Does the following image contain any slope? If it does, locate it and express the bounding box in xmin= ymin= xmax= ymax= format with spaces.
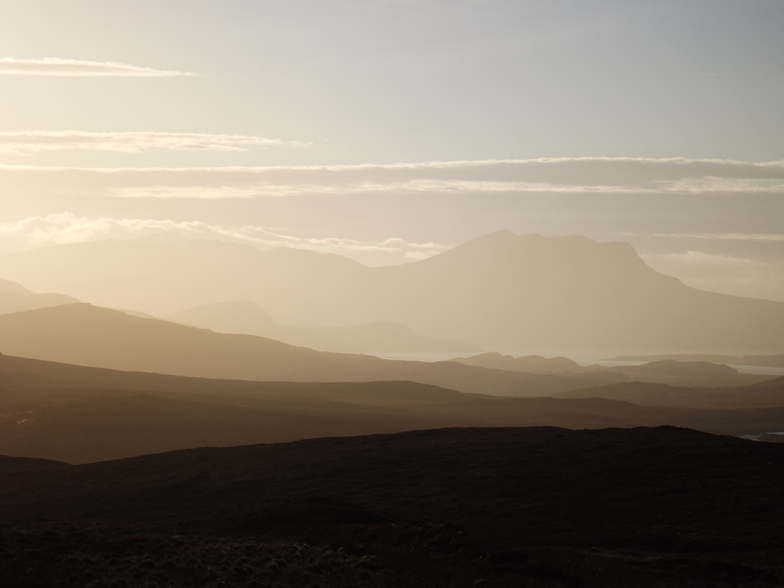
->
xmin=2 ymin=353 xmax=784 ymax=463
xmin=556 ymin=376 xmax=784 ymax=409
xmin=0 ymin=278 xmax=78 ymax=315
xmin=0 ymin=305 xmax=620 ymax=397
xmin=167 ymin=300 xmax=480 ymax=353
xmin=1 ymin=428 xmax=783 ymax=587
xmin=2 ymin=232 xmax=784 ymax=347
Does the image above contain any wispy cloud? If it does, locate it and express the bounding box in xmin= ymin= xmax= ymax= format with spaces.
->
xmin=0 ymin=57 xmax=194 ymax=77
xmin=0 ymin=132 xmax=306 ymax=155
xmin=2 ymin=157 xmax=784 ymax=199
xmin=0 ymin=213 xmax=449 ymax=263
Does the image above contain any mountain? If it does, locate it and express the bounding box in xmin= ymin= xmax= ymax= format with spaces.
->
xmin=0 ymin=278 xmax=78 ymax=315
xmin=2 ymin=231 xmax=784 ymax=347
xmin=452 ymin=351 xmax=584 ymax=372
xmin=608 ymin=359 xmax=766 ymax=387
xmin=0 ymin=304 xmax=626 ymax=397
xmin=556 ymin=376 xmax=784 ymax=409
xmin=452 ymin=353 xmax=768 ymax=387
xmin=1 ymin=427 xmax=783 ymax=587
xmin=167 ymin=300 xmax=480 ymax=353
xmin=607 ymin=352 xmax=784 ymax=368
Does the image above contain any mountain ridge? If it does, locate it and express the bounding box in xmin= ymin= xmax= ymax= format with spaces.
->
xmin=167 ymin=300 xmax=481 ymax=353
xmin=1 ymin=231 xmax=783 ymax=347
xmin=0 ymin=303 xmax=627 ymax=397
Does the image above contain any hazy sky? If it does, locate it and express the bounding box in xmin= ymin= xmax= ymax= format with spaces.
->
xmin=1 ymin=0 xmax=784 ymax=300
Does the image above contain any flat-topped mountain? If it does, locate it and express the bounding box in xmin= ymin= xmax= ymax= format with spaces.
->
xmin=1 ymin=231 xmax=784 ymax=347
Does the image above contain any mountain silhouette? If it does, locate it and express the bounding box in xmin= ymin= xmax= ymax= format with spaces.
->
xmin=1 ymin=350 xmax=783 ymax=464
xmin=452 ymin=352 xmax=585 ymax=372
xmin=451 ymin=353 xmax=767 ymax=387
xmin=607 ymin=352 xmax=784 ymax=367
xmin=0 ymin=278 xmax=78 ymax=315
xmin=1 ymin=231 xmax=784 ymax=347
xmin=167 ymin=300 xmax=480 ymax=353
xmin=0 ymin=304 xmax=626 ymax=397
xmin=555 ymin=376 xmax=784 ymax=409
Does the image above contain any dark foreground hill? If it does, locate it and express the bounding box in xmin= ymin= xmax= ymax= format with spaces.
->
xmin=2 ymin=354 xmax=784 ymax=463
xmin=1 ymin=427 xmax=783 ymax=587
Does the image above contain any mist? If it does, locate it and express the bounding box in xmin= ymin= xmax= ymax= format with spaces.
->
xmin=2 ymin=1 xmax=784 ymax=586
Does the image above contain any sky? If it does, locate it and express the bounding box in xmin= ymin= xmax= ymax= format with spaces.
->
xmin=1 ymin=0 xmax=784 ymax=301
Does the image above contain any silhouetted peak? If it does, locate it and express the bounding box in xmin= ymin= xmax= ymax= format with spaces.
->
xmin=430 ymin=231 xmax=649 ymax=271
xmin=0 ymin=279 xmax=32 ymax=295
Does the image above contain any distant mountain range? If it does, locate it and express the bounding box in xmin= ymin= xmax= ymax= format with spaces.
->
xmin=0 ymin=278 xmax=78 ymax=315
xmin=556 ymin=376 xmax=784 ymax=410
xmin=452 ymin=352 xmax=767 ymax=387
xmin=607 ymin=353 xmax=784 ymax=368
xmin=1 ymin=231 xmax=783 ymax=348
xmin=0 ymin=304 xmax=629 ymax=397
xmin=167 ymin=300 xmax=480 ymax=353
xmin=2 ymin=304 xmax=771 ymax=396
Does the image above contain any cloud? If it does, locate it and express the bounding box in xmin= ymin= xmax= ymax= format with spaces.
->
xmin=0 ymin=132 xmax=306 ymax=155
xmin=0 ymin=213 xmax=449 ymax=264
xmin=0 ymin=57 xmax=194 ymax=77
xmin=2 ymin=157 xmax=784 ymax=200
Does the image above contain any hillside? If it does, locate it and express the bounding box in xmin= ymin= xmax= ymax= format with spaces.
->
xmin=451 ymin=352 xmax=583 ymax=372
xmin=608 ymin=352 xmax=784 ymax=368
xmin=2 ymin=353 xmax=784 ymax=463
xmin=556 ymin=376 xmax=784 ymax=409
xmin=168 ymin=300 xmax=480 ymax=353
xmin=452 ymin=353 xmax=769 ymax=387
xmin=1 ymin=427 xmax=783 ymax=587
xmin=2 ymin=231 xmax=784 ymax=347
xmin=0 ymin=278 xmax=78 ymax=315
xmin=0 ymin=305 xmax=624 ymax=397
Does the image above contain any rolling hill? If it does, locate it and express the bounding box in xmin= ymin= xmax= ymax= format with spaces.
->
xmin=556 ymin=376 xmax=784 ymax=409
xmin=1 ymin=427 xmax=783 ymax=587
xmin=1 ymin=353 xmax=783 ymax=463
xmin=452 ymin=353 xmax=769 ymax=387
xmin=0 ymin=304 xmax=626 ymax=397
